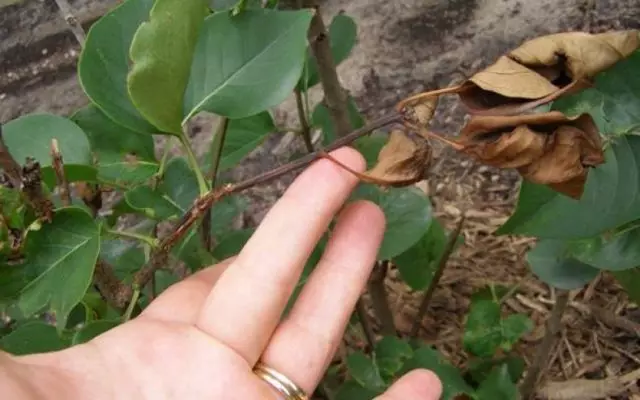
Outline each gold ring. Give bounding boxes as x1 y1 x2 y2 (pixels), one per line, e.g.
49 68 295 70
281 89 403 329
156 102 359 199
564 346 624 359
253 361 308 400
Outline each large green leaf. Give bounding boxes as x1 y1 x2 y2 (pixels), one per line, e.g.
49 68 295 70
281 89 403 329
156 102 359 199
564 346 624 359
527 240 600 289
401 346 474 400
212 228 255 261
351 184 432 259
0 264 28 304
0 321 70 355
183 9 313 121
498 136 640 239
346 351 386 392
394 218 448 290
475 364 519 400
78 0 157 133
0 186 25 229
125 186 182 220
298 14 357 90
72 105 158 185
3 114 95 186
499 51 640 240
128 0 209 134
210 195 247 236
463 300 503 358
566 225 640 271
18 208 101 330
100 239 146 282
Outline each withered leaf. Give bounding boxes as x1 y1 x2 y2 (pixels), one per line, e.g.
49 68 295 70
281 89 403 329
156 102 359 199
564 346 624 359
458 30 640 114
455 111 604 199
363 129 432 186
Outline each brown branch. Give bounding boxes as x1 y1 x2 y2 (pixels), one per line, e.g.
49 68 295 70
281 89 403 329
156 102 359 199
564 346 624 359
305 3 352 137
295 88 314 152
94 260 132 312
520 289 570 399
410 216 465 336
367 260 396 336
50 139 71 207
21 158 53 223
355 299 376 350
202 118 229 251
75 182 102 217
0 124 22 189
52 0 86 46
131 113 401 289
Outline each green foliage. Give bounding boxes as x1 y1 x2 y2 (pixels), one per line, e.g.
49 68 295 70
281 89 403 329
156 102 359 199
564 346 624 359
72 320 120 345
611 268 640 305
351 184 432 260
128 0 209 134
475 364 519 400
566 224 640 271
72 105 158 185
374 336 414 383
183 9 313 120
3 114 94 186
527 240 600 289
79 0 158 133
0 321 71 355
313 96 365 145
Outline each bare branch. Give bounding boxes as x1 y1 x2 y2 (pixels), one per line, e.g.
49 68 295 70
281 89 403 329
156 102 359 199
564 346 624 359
367 260 396 336
295 88 314 152
305 4 352 137
94 260 132 312
0 124 23 189
21 158 54 223
53 0 86 46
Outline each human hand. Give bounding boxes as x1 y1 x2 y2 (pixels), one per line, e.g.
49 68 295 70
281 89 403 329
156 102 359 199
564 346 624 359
6 147 442 399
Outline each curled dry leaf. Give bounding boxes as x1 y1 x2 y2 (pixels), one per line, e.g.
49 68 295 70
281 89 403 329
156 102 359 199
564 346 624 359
458 30 640 114
363 129 432 186
454 111 604 199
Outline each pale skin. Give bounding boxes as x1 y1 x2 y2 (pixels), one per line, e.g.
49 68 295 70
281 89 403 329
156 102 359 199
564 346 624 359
0 147 442 400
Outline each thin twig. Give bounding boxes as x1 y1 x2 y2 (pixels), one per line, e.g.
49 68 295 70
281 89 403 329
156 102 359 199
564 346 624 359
131 113 401 290
50 139 71 206
295 88 314 152
367 260 396 336
520 289 570 400
52 0 86 46
305 3 352 137
356 299 376 350
0 124 22 189
202 117 229 251
94 260 132 311
410 216 465 337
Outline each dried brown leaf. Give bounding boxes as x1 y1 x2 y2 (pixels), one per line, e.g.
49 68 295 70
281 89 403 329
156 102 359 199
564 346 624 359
459 30 640 114
538 367 640 399
363 129 432 186
455 111 604 198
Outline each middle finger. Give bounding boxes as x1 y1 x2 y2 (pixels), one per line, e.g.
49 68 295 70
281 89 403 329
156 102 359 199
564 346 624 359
195 147 365 364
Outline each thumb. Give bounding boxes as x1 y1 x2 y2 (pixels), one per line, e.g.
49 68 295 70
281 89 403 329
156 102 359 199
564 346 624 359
375 369 442 400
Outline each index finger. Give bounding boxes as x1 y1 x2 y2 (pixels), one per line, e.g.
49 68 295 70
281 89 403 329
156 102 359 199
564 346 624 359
195 147 365 364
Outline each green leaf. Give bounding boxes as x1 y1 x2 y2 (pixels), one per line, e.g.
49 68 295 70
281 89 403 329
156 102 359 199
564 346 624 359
566 225 640 271
313 96 366 145
127 0 209 134
18 208 101 330
72 320 120 345
527 240 600 289
354 134 388 169
173 227 216 271
346 351 386 392
78 0 158 133
209 0 262 11
184 9 313 121
401 346 474 400
0 186 25 229
463 300 503 358
298 14 357 90
394 218 448 290
467 356 525 385
611 268 640 305
210 195 247 236
163 157 200 211
375 336 413 382
553 50 640 137
125 186 182 220
501 314 533 352
209 112 275 172
72 105 158 185
0 321 70 355
475 364 519 400
334 380 381 400
0 264 28 304
212 228 255 261
3 114 95 187
351 185 432 259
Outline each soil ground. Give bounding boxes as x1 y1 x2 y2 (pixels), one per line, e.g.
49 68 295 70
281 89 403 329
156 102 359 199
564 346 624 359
2 0 640 398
